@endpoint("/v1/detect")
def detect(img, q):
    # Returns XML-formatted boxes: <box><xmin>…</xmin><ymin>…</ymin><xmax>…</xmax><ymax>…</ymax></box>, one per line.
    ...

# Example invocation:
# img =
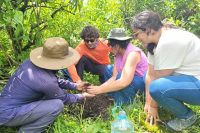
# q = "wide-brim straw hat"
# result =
<box><xmin>107</xmin><ymin>28</ymin><xmax>132</xmax><ymax>40</ymax></box>
<box><xmin>30</xmin><ymin>37</ymin><xmax>80</xmax><ymax>70</ymax></box>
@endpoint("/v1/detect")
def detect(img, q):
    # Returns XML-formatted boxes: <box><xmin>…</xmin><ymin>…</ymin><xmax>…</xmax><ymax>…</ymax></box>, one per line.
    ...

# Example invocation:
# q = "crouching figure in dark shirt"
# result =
<box><xmin>0</xmin><ymin>37</ymin><xmax>95</xmax><ymax>133</ymax></box>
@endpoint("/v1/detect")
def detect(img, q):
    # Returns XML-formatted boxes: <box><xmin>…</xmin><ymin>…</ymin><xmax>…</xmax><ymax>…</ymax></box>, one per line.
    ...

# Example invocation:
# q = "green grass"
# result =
<box><xmin>1</xmin><ymin>73</ymin><xmax>200</xmax><ymax>133</ymax></box>
<box><xmin>47</xmin><ymin>97</ymin><xmax>200</xmax><ymax>133</ymax></box>
<box><xmin>1</xmin><ymin>95</ymin><xmax>200</xmax><ymax>133</ymax></box>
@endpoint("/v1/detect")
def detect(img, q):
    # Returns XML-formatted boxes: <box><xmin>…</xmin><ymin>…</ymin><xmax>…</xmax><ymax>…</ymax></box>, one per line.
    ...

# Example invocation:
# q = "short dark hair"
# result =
<box><xmin>80</xmin><ymin>26</ymin><xmax>100</xmax><ymax>39</ymax></box>
<box><xmin>108</xmin><ymin>39</ymin><xmax>130</xmax><ymax>49</ymax></box>
<box><xmin>131</xmin><ymin>10</ymin><xmax>163</xmax><ymax>31</ymax></box>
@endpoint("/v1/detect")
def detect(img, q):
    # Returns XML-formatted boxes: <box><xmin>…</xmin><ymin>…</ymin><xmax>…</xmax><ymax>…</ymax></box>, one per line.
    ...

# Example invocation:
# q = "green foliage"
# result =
<box><xmin>47</xmin><ymin>102</ymin><xmax>112</xmax><ymax>133</ymax></box>
<box><xmin>0</xmin><ymin>126</ymin><xmax>17</xmax><ymax>133</ymax></box>
<box><xmin>46</xmin><ymin>95</ymin><xmax>200</xmax><ymax>133</ymax></box>
<box><xmin>81</xmin><ymin>0</ymin><xmax>123</xmax><ymax>37</ymax></box>
<box><xmin>0</xmin><ymin>0</ymin><xmax>84</xmax><ymax>60</ymax></box>
<box><xmin>83</xmin><ymin>72</ymin><xmax>100</xmax><ymax>85</ymax></box>
<box><xmin>45</xmin><ymin>0</ymin><xmax>124</xmax><ymax>48</ymax></box>
<box><xmin>0</xmin><ymin>0</ymin><xmax>200</xmax><ymax>133</ymax></box>
<box><xmin>0</xmin><ymin>31</ymin><xmax>11</xmax><ymax>66</ymax></box>
<box><xmin>0</xmin><ymin>30</ymin><xmax>18</xmax><ymax>82</ymax></box>
<box><xmin>120</xmin><ymin>0</ymin><xmax>200</xmax><ymax>36</ymax></box>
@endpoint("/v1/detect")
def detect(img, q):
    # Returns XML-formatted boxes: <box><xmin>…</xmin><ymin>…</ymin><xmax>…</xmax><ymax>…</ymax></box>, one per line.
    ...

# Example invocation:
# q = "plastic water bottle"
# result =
<box><xmin>111</xmin><ymin>107</ymin><xmax>134</xmax><ymax>133</ymax></box>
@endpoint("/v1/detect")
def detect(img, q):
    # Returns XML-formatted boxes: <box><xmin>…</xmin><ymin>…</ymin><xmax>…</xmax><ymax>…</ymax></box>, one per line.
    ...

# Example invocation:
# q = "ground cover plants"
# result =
<box><xmin>1</xmin><ymin>74</ymin><xmax>200</xmax><ymax>133</ymax></box>
<box><xmin>0</xmin><ymin>0</ymin><xmax>200</xmax><ymax>132</ymax></box>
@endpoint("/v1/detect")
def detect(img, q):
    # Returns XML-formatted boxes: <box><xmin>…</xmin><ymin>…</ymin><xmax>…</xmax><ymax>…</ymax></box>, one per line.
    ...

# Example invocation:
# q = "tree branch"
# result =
<box><xmin>23</xmin><ymin>24</ymin><xmax>48</xmax><ymax>51</ymax></box>
<box><xmin>51</xmin><ymin>5</ymin><xmax>75</xmax><ymax>18</ymax></box>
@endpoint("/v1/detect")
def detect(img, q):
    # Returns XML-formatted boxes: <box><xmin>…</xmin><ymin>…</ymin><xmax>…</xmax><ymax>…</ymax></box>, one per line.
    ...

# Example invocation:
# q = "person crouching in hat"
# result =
<box><xmin>87</xmin><ymin>28</ymin><xmax>148</xmax><ymax>105</ymax></box>
<box><xmin>0</xmin><ymin>37</ymin><xmax>95</xmax><ymax>133</ymax></box>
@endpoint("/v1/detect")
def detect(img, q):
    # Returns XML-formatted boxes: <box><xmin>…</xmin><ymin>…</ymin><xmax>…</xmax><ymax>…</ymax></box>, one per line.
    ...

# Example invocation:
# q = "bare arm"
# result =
<box><xmin>67</xmin><ymin>65</ymin><xmax>81</xmax><ymax>82</ymax></box>
<box><xmin>145</xmin><ymin>64</ymin><xmax>174</xmax><ymax>124</ymax></box>
<box><xmin>145</xmin><ymin>64</ymin><xmax>156</xmax><ymax>108</ymax></box>
<box><xmin>87</xmin><ymin>51</ymin><xmax>140</xmax><ymax>94</ymax></box>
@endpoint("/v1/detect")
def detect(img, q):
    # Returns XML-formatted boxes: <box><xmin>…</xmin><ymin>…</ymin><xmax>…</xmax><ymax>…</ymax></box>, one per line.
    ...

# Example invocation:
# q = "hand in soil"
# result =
<box><xmin>76</xmin><ymin>81</ymin><xmax>91</xmax><ymax>91</ymax></box>
<box><xmin>86</xmin><ymin>85</ymin><xmax>102</xmax><ymax>95</ymax></box>
<box><xmin>82</xmin><ymin>92</ymin><xmax>95</xmax><ymax>98</ymax></box>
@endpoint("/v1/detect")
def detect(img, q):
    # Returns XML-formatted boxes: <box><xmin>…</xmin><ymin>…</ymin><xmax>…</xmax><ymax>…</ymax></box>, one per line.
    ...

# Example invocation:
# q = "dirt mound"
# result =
<box><xmin>82</xmin><ymin>94</ymin><xmax>114</xmax><ymax>119</ymax></box>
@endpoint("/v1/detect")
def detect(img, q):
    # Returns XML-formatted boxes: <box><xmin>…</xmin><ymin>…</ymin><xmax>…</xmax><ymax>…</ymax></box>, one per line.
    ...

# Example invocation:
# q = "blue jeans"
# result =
<box><xmin>104</xmin><ymin>65</ymin><xmax>145</xmax><ymax>106</ymax></box>
<box><xmin>149</xmin><ymin>74</ymin><xmax>200</xmax><ymax>119</ymax></box>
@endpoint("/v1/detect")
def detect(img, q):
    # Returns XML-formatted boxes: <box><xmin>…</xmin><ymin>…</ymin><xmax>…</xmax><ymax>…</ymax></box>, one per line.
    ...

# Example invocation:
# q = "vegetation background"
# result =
<box><xmin>0</xmin><ymin>0</ymin><xmax>200</xmax><ymax>132</ymax></box>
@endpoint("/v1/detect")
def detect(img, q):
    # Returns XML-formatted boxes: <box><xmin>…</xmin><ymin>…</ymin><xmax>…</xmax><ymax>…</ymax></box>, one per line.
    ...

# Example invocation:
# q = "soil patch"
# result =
<box><xmin>82</xmin><ymin>94</ymin><xmax>114</xmax><ymax>119</ymax></box>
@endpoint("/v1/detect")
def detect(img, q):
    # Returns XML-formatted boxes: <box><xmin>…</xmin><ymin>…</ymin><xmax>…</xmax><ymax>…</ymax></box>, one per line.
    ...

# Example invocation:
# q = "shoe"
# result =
<box><xmin>166</xmin><ymin>113</ymin><xmax>197</xmax><ymax>131</ymax></box>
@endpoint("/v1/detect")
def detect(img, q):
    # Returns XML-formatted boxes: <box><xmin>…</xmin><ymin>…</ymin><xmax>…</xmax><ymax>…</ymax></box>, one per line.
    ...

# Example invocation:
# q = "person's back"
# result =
<box><xmin>0</xmin><ymin>37</ymin><xmax>94</xmax><ymax>133</ymax></box>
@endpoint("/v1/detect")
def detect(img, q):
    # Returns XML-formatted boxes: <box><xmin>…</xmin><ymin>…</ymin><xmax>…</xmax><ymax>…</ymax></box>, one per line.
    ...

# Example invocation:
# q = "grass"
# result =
<box><xmin>1</xmin><ymin>73</ymin><xmax>200</xmax><ymax>133</ymax></box>
<box><xmin>45</xmin><ymin>97</ymin><xmax>200</xmax><ymax>133</ymax></box>
<box><xmin>1</xmin><ymin>95</ymin><xmax>200</xmax><ymax>133</ymax></box>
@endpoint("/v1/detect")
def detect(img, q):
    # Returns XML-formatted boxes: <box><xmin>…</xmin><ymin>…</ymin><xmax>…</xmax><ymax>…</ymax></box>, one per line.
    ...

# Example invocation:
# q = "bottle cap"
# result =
<box><xmin>117</xmin><ymin>111</ymin><xmax>127</xmax><ymax>120</ymax></box>
<box><xmin>112</xmin><ymin>106</ymin><xmax>128</xmax><ymax>120</ymax></box>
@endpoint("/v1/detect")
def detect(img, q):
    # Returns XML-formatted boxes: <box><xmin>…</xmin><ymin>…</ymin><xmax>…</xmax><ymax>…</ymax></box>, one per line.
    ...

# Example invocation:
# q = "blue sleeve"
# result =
<box><xmin>19</xmin><ymin>62</ymin><xmax>82</xmax><ymax>104</ymax></box>
<box><xmin>41</xmin><ymin>80</ymin><xmax>83</xmax><ymax>104</ymax></box>
<box><xmin>57</xmin><ymin>78</ymin><xmax>77</xmax><ymax>90</ymax></box>
<box><xmin>62</xmin><ymin>94</ymin><xmax>84</xmax><ymax>104</ymax></box>
<box><xmin>36</xmin><ymin>72</ymin><xmax>82</xmax><ymax>104</ymax></box>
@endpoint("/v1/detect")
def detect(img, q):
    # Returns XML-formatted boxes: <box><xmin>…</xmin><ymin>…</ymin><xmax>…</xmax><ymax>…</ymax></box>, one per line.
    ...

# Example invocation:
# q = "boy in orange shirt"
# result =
<box><xmin>63</xmin><ymin>26</ymin><xmax>111</xmax><ymax>83</ymax></box>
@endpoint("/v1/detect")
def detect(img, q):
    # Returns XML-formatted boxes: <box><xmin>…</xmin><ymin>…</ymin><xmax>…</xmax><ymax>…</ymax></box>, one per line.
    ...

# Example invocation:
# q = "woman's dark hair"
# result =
<box><xmin>147</xmin><ymin>43</ymin><xmax>156</xmax><ymax>55</ymax></box>
<box><xmin>147</xmin><ymin>23</ymin><xmax>178</xmax><ymax>55</ymax></box>
<box><xmin>108</xmin><ymin>39</ymin><xmax>130</xmax><ymax>49</ymax></box>
<box><xmin>131</xmin><ymin>10</ymin><xmax>163</xmax><ymax>31</ymax></box>
<box><xmin>80</xmin><ymin>26</ymin><xmax>100</xmax><ymax>39</ymax></box>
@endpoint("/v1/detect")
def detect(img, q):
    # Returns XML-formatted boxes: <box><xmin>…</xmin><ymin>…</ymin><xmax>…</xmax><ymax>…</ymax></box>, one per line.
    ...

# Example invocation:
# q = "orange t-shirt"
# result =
<box><xmin>67</xmin><ymin>39</ymin><xmax>111</xmax><ymax>82</ymax></box>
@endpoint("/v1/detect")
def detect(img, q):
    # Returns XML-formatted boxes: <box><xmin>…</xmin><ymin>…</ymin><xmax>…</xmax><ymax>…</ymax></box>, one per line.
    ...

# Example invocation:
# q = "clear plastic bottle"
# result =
<box><xmin>111</xmin><ymin>110</ymin><xmax>134</xmax><ymax>133</ymax></box>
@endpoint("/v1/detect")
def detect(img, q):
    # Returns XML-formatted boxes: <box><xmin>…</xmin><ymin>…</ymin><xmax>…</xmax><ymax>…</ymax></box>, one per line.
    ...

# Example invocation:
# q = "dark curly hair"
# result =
<box><xmin>80</xmin><ymin>26</ymin><xmax>100</xmax><ymax>39</ymax></box>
